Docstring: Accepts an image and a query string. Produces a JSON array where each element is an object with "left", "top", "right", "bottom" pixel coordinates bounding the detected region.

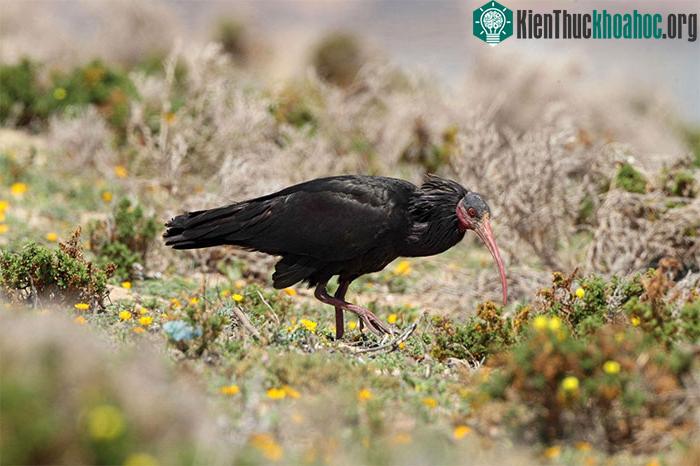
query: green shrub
[
  {"left": 88, "top": 198, "right": 159, "bottom": 281},
  {"left": 0, "top": 228, "right": 113, "bottom": 307},
  {"left": 0, "top": 59, "right": 45, "bottom": 126},
  {"left": 614, "top": 162, "right": 647, "bottom": 194},
  {"left": 661, "top": 168, "right": 696, "bottom": 198},
  {"left": 164, "top": 293, "right": 227, "bottom": 358},
  {"left": 213, "top": 19, "right": 250, "bottom": 63},
  {"left": 312, "top": 32, "right": 364, "bottom": 87}
]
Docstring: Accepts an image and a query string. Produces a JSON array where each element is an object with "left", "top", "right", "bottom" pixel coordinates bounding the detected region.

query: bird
[{"left": 163, "top": 174, "right": 507, "bottom": 339}]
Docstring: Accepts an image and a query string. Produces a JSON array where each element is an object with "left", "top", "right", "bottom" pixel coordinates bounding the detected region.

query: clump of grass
[
  {"left": 0, "top": 228, "right": 114, "bottom": 307},
  {"left": 312, "top": 32, "right": 365, "bottom": 87},
  {"left": 613, "top": 162, "right": 647, "bottom": 194},
  {"left": 661, "top": 168, "right": 696, "bottom": 198},
  {"left": 88, "top": 198, "right": 159, "bottom": 281}
]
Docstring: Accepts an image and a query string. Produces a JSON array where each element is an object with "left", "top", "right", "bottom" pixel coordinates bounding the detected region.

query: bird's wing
[{"left": 238, "top": 177, "right": 415, "bottom": 260}]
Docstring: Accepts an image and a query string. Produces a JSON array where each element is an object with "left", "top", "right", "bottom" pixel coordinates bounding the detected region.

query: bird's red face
[{"left": 456, "top": 193, "right": 508, "bottom": 305}]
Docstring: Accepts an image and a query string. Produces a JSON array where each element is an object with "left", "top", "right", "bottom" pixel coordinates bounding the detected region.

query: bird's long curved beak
[{"left": 474, "top": 217, "right": 508, "bottom": 305}]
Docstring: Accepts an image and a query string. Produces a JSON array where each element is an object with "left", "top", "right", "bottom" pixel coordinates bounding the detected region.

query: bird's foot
[{"left": 345, "top": 304, "right": 393, "bottom": 336}]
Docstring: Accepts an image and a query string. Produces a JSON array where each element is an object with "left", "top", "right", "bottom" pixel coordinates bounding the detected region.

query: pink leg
[{"left": 314, "top": 282, "right": 392, "bottom": 336}]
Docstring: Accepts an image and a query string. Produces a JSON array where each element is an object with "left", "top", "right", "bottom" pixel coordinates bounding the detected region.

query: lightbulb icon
[{"left": 480, "top": 8, "right": 506, "bottom": 45}]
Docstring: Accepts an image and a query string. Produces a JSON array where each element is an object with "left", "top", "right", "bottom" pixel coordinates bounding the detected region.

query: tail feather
[{"left": 163, "top": 202, "right": 270, "bottom": 250}]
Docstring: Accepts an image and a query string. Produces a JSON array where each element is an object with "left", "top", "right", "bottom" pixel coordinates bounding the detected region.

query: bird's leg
[
  {"left": 314, "top": 283, "right": 393, "bottom": 336},
  {"left": 333, "top": 280, "right": 350, "bottom": 340}
]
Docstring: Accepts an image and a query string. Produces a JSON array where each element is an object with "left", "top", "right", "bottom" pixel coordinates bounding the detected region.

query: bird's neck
[{"left": 400, "top": 191, "right": 466, "bottom": 257}]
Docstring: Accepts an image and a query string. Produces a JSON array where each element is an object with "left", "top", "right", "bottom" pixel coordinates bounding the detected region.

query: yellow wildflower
[
  {"left": 645, "top": 459, "right": 661, "bottom": 466},
  {"left": 74, "top": 303, "right": 90, "bottom": 311},
  {"left": 266, "top": 388, "right": 287, "bottom": 400},
  {"left": 532, "top": 315, "right": 548, "bottom": 331},
  {"left": 132, "top": 326, "right": 145, "bottom": 334},
  {"left": 392, "top": 260, "right": 411, "bottom": 276},
  {"left": 0, "top": 200, "right": 9, "bottom": 211},
  {"left": 561, "top": 376, "right": 579, "bottom": 393},
  {"left": 603, "top": 360, "right": 621, "bottom": 375},
  {"left": 189, "top": 297, "right": 199, "bottom": 305},
  {"left": 575, "top": 441, "right": 592, "bottom": 451},
  {"left": 0, "top": 224, "right": 8, "bottom": 234},
  {"left": 283, "top": 385, "right": 301, "bottom": 399},
  {"left": 124, "top": 453, "right": 159, "bottom": 466},
  {"left": 101, "top": 191, "right": 113, "bottom": 203},
  {"left": 10, "top": 182, "right": 27, "bottom": 197},
  {"left": 543, "top": 445, "right": 561, "bottom": 459},
  {"left": 121, "top": 281, "right": 132, "bottom": 289},
  {"left": 74, "top": 316, "right": 87, "bottom": 325},
  {"left": 0, "top": 212, "right": 4, "bottom": 222},
  {"left": 398, "top": 341, "right": 406, "bottom": 350},
  {"left": 220, "top": 289, "right": 231, "bottom": 298},
  {"left": 114, "top": 165, "right": 128, "bottom": 178},
  {"left": 357, "top": 388, "right": 373, "bottom": 401},
  {"left": 232, "top": 293, "right": 244, "bottom": 302},
  {"left": 119, "top": 310, "right": 132, "bottom": 321},
  {"left": 631, "top": 315, "right": 641, "bottom": 327},
  {"left": 575, "top": 287, "right": 585, "bottom": 299},
  {"left": 220, "top": 384, "right": 240, "bottom": 396},
  {"left": 46, "top": 232, "right": 58, "bottom": 242},
  {"left": 86, "top": 404, "right": 125, "bottom": 440},
  {"left": 170, "top": 298, "right": 182, "bottom": 308},
  {"left": 234, "top": 279, "right": 246, "bottom": 289},
  {"left": 52, "top": 87, "right": 67, "bottom": 100},
  {"left": 453, "top": 425, "right": 472, "bottom": 440},
  {"left": 548, "top": 316, "right": 562, "bottom": 331},
  {"left": 387, "top": 313, "right": 398, "bottom": 324},
  {"left": 138, "top": 316, "right": 153, "bottom": 326},
  {"left": 250, "top": 433, "right": 283, "bottom": 461},
  {"left": 138, "top": 307, "right": 149, "bottom": 315},
  {"left": 299, "top": 318, "right": 317, "bottom": 332},
  {"left": 163, "top": 111, "right": 177, "bottom": 124},
  {"left": 422, "top": 397, "right": 437, "bottom": 409},
  {"left": 283, "top": 287, "right": 297, "bottom": 296},
  {"left": 347, "top": 321, "right": 357, "bottom": 330}
]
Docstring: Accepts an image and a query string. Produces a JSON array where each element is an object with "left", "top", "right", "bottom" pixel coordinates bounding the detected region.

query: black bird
[{"left": 164, "top": 175, "right": 507, "bottom": 339}]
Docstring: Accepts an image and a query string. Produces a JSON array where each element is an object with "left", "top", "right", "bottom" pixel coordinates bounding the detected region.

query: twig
[
  {"left": 256, "top": 289, "right": 279, "bottom": 326},
  {"left": 229, "top": 304, "right": 261, "bottom": 340},
  {"left": 340, "top": 321, "right": 419, "bottom": 355}
]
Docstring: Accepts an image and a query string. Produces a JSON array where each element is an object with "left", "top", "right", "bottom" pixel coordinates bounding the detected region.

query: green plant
[
  {"left": 312, "top": 32, "right": 364, "bottom": 87},
  {"left": 0, "top": 228, "right": 114, "bottom": 307},
  {"left": 213, "top": 19, "right": 250, "bottom": 63},
  {"left": 164, "top": 293, "right": 228, "bottom": 358},
  {"left": 88, "top": 198, "right": 159, "bottom": 280},
  {"left": 614, "top": 162, "right": 647, "bottom": 194},
  {"left": 661, "top": 169, "right": 696, "bottom": 198},
  {"left": 0, "top": 59, "right": 45, "bottom": 126}
]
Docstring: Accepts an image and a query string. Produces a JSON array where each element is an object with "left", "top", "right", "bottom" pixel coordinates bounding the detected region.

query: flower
[
  {"left": 114, "top": 165, "right": 128, "bottom": 178},
  {"left": 630, "top": 315, "right": 641, "bottom": 327},
  {"left": 299, "top": 318, "right": 317, "bottom": 332},
  {"left": 234, "top": 279, "right": 246, "bottom": 289},
  {"left": 283, "top": 385, "right": 301, "bottom": 399},
  {"left": 283, "top": 287, "right": 296, "bottom": 296},
  {"left": 124, "top": 453, "right": 159, "bottom": 466},
  {"left": 86, "top": 404, "right": 125, "bottom": 440},
  {"left": 392, "top": 260, "right": 411, "bottom": 276},
  {"left": 74, "top": 303, "right": 90, "bottom": 311},
  {"left": 347, "top": 321, "right": 357, "bottom": 330},
  {"left": 543, "top": 445, "right": 561, "bottom": 459},
  {"left": 575, "top": 441, "right": 592, "bottom": 451},
  {"left": 138, "top": 316, "right": 153, "bottom": 326},
  {"left": 548, "top": 316, "right": 562, "bottom": 331},
  {"left": 46, "top": 232, "right": 58, "bottom": 242},
  {"left": 119, "top": 310, "right": 132, "bottom": 321},
  {"left": 357, "top": 388, "right": 373, "bottom": 401},
  {"left": 532, "top": 315, "right": 548, "bottom": 331},
  {"left": 422, "top": 397, "right": 437, "bottom": 409},
  {"left": 387, "top": 313, "right": 398, "bottom": 324},
  {"left": 266, "top": 388, "right": 287, "bottom": 400},
  {"left": 10, "top": 182, "right": 27, "bottom": 197},
  {"left": 121, "top": 281, "right": 132, "bottom": 289},
  {"left": 0, "top": 224, "right": 8, "bottom": 235},
  {"left": 453, "top": 425, "right": 472, "bottom": 440},
  {"left": 398, "top": 341, "right": 406, "bottom": 350},
  {"left": 561, "top": 376, "right": 580, "bottom": 393},
  {"left": 250, "top": 433, "right": 283, "bottom": 461},
  {"left": 101, "top": 191, "right": 113, "bottom": 203},
  {"left": 74, "top": 316, "right": 87, "bottom": 325},
  {"left": 163, "top": 111, "right": 177, "bottom": 124},
  {"left": 0, "top": 200, "right": 9, "bottom": 211},
  {"left": 132, "top": 326, "right": 145, "bottom": 334},
  {"left": 188, "top": 297, "right": 199, "bottom": 305},
  {"left": 138, "top": 307, "right": 149, "bottom": 315},
  {"left": 52, "top": 87, "right": 67, "bottom": 100},
  {"left": 163, "top": 320, "right": 202, "bottom": 342},
  {"left": 220, "top": 289, "right": 231, "bottom": 298},
  {"left": 220, "top": 384, "right": 240, "bottom": 396},
  {"left": 575, "top": 287, "right": 585, "bottom": 299},
  {"left": 232, "top": 293, "right": 244, "bottom": 302},
  {"left": 603, "top": 360, "right": 621, "bottom": 375},
  {"left": 170, "top": 298, "right": 182, "bottom": 308}
]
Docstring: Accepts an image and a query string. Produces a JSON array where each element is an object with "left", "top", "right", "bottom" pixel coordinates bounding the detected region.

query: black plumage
[{"left": 164, "top": 174, "right": 507, "bottom": 338}]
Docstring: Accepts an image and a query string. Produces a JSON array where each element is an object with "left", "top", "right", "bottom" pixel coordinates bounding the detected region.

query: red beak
[{"left": 474, "top": 216, "right": 508, "bottom": 305}]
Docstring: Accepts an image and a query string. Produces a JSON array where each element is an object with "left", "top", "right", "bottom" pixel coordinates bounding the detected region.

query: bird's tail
[{"left": 163, "top": 203, "right": 249, "bottom": 250}]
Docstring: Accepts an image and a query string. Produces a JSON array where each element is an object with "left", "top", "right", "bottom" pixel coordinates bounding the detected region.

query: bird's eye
[{"left": 467, "top": 207, "right": 477, "bottom": 218}]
